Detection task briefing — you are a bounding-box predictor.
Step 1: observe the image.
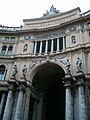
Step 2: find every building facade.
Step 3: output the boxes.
[0,5,90,120]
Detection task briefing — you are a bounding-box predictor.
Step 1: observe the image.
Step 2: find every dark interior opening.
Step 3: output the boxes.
[31,63,65,120]
[45,80,65,120]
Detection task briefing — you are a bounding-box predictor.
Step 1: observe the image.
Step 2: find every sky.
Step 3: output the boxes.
[0,0,90,27]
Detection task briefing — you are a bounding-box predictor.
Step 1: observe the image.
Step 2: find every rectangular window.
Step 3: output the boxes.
[36,41,40,54]
[64,36,66,48]
[53,38,57,52]
[47,40,51,53]
[42,41,46,53]
[59,37,63,50]
[5,37,10,40]
[11,37,15,40]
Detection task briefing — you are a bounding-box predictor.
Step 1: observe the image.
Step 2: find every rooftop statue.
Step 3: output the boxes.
[43,5,59,16]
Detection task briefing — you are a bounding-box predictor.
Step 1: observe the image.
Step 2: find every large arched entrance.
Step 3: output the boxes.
[30,63,65,120]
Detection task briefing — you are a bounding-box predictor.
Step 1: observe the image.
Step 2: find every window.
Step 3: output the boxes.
[36,41,40,53]
[7,46,13,55]
[11,37,15,40]
[47,40,51,53]
[42,41,46,53]
[53,38,57,52]
[5,37,10,40]
[23,44,28,52]
[59,37,63,50]
[87,22,90,27]
[71,36,76,44]
[0,65,6,80]
[1,46,7,55]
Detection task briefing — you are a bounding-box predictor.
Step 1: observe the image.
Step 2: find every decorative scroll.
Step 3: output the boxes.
[55,57,71,74]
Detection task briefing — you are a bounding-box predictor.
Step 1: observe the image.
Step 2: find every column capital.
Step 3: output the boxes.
[63,74,72,86]
[8,84,15,90]
[64,81,72,88]
[76,79,84,86]
[7,79,19,86]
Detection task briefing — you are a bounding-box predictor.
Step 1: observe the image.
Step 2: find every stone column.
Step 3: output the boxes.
[85,85,90,120]
[0,93,6,120]
[14,85,25,120]
[39,41,42,54]
[74,87,79,120]
[34,41,37,54]
[51,39,53,52]
[63,37,65,49]
[45,40,48,53]
[65,81,73,120]
[2,85,14,120]
[77,80,86,120]
[23,87,31,120]
[32,100,37,120]
[57,38,59,52]
[37,97,43,120]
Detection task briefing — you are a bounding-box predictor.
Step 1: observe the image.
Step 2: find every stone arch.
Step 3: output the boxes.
[30,60,65,83]
[29,61,65,120]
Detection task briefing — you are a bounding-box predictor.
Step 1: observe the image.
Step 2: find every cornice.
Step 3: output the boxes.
[0,12,90,35]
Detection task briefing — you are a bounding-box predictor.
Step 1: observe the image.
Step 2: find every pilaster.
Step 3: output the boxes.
[2,80,18,120]
[14,84,25,120]
[64,75,73,120]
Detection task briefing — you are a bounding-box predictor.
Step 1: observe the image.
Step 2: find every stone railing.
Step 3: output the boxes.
[0,25,23,31]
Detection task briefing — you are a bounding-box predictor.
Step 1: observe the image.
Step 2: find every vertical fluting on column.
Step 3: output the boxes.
[11,92,18,120]
[77,80,86,120]
[23,87,31,120]
[0,93,6,120]
[74,86,79,120]
[2,85,14,120]
[14,85,25,120]
[34,41,37,54]
[85,84,90,120]
[57,38,59,52]
[37,96,43,120]
[21,91,26,120]
[39,41,42,54]
[88,85,90,120]
[32,100,37,120]
[65,81,73,120]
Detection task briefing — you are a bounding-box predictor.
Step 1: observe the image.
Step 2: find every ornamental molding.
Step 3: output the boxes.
[35,31,65,39]
[24,8,80,30]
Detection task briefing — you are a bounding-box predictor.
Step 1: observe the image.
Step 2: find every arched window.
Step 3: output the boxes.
[0,65,6,80]
[1,46,7,55]
[23,44,28,52]
[7,46,13,55]
[71,36,76,44]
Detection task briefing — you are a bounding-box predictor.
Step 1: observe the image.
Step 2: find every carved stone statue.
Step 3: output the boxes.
[43,5,59,16]
[76,57,82,72]
[11,65,18,79]
[65,59,71,74]
[22,65,27,80]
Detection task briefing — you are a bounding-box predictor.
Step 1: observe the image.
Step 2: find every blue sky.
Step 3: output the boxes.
[0,0,90,27]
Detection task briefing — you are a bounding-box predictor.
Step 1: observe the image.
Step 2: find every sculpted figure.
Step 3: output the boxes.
[12,65,18,78]
[65,59,71,74]
[76,57,82,72]
[22,65,27,80]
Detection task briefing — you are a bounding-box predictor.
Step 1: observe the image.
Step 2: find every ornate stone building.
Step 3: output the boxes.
[0,5,90,120]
